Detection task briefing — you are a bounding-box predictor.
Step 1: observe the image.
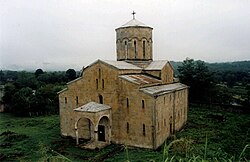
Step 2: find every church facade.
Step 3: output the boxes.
[58,16,188,149]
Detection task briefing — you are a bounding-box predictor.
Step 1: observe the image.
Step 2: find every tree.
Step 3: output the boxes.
[178,58,214,102]
[0,70,5,83]
[2,83,16,105]
[66,69,76,81]
[35,84,62,114]
[15,71,38,89]
[35,69,44,78]
[11,87,34,115]
[212,84,233,104]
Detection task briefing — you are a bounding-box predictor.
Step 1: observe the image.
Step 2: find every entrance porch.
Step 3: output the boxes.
[74,102,111,149]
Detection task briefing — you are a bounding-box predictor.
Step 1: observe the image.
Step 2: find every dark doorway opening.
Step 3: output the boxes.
[98,125,105,142]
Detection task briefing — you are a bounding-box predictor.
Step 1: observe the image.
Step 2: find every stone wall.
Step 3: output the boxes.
[161,62,174,84]
[154,88,188,148]
[59,61,120,139]
[117,78,155,148]
[59,60,188,149]
[116,27,153,61]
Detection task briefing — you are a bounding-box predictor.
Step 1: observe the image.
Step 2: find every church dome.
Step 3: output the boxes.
[116,15,153,61]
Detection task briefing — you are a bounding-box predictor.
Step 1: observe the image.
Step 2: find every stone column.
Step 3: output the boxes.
[94,125,98,142]
[75,128,79,145]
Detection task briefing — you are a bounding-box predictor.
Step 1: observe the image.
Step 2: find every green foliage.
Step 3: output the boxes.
[177,59,250,106]
[0,70,5,84]
[34,68,44,78]
[11,87,34,115]
[2,83,16,104]
[66,69,77,81]
[178,58,214,102]
[0,106,249,161]
[34,84,63,114]
[0,70,18,84]
[212,84,233,104]
[0,114,60,161]
[14,71,38,89]
[37,71,67,85]
[1,70,68,116]
[208,61,250,73]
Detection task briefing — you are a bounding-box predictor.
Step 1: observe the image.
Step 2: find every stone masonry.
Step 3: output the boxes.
[58,15,188,149]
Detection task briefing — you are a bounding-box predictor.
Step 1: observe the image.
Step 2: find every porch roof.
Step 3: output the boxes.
[74,102,111,113]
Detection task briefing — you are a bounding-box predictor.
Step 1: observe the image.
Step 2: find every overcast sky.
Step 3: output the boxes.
[1,0,250,71]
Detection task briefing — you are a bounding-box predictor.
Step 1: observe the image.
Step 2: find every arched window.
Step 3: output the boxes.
[125,41,128,59]
[142,100,145,109]
[126,98,129,108]
[99,95,103,104]
[143,124,146,136]
[76,96,79,105]
[143,40,146,59]
[64,97,67,104]
[96,79,98,90]
[102,79,104,90]
[127,122,129,134]
[134,40,137,58]
[99,68,101,79]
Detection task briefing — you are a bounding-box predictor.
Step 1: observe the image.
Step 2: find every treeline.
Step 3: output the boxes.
[0,69,78,116]
[1,59,249,116]
[177,59,250,107]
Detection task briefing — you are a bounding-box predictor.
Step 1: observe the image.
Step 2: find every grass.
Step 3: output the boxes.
[0,105,249,161]
[0,114,60,161]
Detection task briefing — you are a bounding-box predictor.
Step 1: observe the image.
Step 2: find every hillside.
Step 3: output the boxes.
[170,60,250,75]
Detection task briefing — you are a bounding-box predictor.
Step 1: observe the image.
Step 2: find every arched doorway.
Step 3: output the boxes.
[75,117,93,145]
[74,102,112,149]
[97,116,110,143]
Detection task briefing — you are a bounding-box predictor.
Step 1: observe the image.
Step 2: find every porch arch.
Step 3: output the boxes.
[97,116,111,143]
[75,117,94,145]
[74,102,111,148]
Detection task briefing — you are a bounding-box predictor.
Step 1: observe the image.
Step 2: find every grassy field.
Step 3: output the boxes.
[0,106,249,161]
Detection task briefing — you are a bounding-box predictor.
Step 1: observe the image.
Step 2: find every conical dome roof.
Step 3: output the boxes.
[117,18,152,29]
[122,19,147,27]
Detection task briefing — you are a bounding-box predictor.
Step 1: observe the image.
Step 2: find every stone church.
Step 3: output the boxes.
[58,14,188,150]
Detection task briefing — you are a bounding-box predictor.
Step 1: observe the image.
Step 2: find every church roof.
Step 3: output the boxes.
[140,83,188,97]
[121,18,148,27]
[119,74,161,85]
[103,60,142,70]
[116,18,152,29]
[145,60,169,70]
[74,102,111,113]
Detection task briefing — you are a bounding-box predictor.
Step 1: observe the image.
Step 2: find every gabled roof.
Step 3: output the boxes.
[74,102,111,113]
[102,60,142,70]
[84,60,142,71]
[145,60,169,70]
[119,74,161,85]
[140,83,188,97]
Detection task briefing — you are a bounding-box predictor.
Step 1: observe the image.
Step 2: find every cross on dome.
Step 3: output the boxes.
[132,11,136,19]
